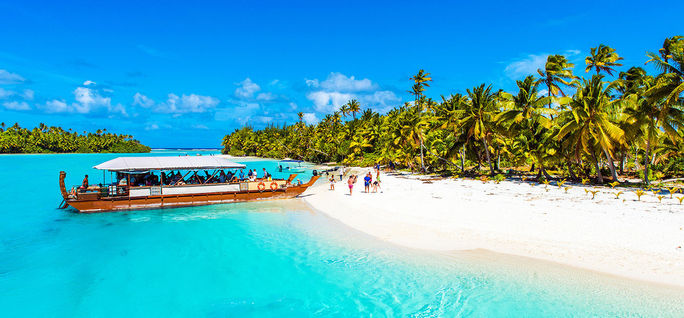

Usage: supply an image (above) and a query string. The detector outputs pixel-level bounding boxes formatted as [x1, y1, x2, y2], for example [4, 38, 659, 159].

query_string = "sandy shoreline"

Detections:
[302, 168, 684, 288]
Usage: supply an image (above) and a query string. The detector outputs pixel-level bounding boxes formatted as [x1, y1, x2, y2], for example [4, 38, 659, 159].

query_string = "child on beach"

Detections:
[372, 179, 380, 193]
[329, 175, 335, 190]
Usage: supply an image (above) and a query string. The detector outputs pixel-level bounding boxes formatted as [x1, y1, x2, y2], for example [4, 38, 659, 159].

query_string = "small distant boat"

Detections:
[59, 156, 319, 213]
[277, 158, 309, 173]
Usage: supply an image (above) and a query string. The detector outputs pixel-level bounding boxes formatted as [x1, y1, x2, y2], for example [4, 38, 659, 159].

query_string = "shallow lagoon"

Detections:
[1, 151, 682, 317]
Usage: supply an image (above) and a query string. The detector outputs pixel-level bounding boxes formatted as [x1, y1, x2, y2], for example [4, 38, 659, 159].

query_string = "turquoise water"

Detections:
[1, 151, 683, 317]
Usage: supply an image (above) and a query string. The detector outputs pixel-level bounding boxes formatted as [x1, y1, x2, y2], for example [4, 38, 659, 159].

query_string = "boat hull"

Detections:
[66, 185, 314, 213]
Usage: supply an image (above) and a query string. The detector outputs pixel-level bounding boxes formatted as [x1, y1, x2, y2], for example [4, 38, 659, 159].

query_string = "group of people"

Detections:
[329, 164, 382, 196]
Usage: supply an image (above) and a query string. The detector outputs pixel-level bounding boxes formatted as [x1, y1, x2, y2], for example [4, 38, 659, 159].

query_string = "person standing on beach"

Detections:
[339, 167, 344, 181]
[364, 172, 372, 193]
[329, 175, 336, 190]
[347, 175, 356, 196]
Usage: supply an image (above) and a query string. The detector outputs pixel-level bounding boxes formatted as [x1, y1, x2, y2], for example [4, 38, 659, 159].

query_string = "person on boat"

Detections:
[80, 175, 89, 191]
[219, 170, 227, 183]
[278, 165, 283, 172]
[262, 168, 270, 180]
[364, 172, 372, 193]
[347, 175, 356, 196]
[239, 169, 245, 181]
[247, 169, 253, 178]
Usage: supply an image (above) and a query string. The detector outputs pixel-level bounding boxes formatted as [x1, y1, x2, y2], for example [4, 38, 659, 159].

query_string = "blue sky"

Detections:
[1, 0, 682, 147]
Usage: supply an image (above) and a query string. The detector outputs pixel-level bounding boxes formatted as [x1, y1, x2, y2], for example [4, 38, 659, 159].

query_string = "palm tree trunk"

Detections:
[633, 146, 641, 170]
[496, 147, 500, 170]
[619, 152, 625, 174]
[539, 165, 552, 180]
[419, 139, 425, 173]
[567, 160, 577, 180]
[591, 150, 603, 183]
[602, 148, 619, 181]
[460, 146, 465, 173]
[643, 138, 651, 185]
[482, 138, 494, 176]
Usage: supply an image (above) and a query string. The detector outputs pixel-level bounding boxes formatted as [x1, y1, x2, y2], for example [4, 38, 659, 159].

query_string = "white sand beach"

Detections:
[303, 169, 684, 288]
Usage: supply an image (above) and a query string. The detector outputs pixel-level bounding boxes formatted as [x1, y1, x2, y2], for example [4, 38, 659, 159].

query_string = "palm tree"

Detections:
[622, 72, 684, 184]
[645, 36, 684, 112]
[462, 84, 498, 175]
[557, 75, 625, 182]
[346, 99, 361, 120]
[537, 55, 577, 110]
[585, 44, 624, 75]
[339, 103, 350, 119]
[497, 76, 560, 179]
[409, 69, 432, 102]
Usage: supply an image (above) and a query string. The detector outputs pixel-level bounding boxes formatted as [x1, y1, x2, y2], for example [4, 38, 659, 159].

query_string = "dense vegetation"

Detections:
[0, 123, 151, 153]
[223, 37, 684, 184]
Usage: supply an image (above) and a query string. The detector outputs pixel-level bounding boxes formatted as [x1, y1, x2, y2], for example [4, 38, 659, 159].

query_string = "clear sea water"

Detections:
[1, 150, 683, 317]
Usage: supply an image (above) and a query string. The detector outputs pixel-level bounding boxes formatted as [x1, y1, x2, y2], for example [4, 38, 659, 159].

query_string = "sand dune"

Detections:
[303, 169, 684, 287]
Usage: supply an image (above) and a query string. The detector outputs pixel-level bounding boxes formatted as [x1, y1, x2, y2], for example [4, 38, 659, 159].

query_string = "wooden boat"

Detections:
[58, 156, 320, 213]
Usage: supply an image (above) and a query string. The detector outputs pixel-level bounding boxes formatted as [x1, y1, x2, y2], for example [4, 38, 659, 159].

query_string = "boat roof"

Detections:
[93, 156, 246, 172]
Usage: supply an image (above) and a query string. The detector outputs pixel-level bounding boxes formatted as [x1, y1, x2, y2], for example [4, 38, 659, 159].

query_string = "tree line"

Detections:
[223, 36, 684, 184]
[0, 122, 151, 153]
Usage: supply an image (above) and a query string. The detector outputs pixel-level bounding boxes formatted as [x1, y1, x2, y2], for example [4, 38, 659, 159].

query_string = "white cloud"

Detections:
[317, 72, 376, 92]
[3, 101, 30, 110]
[306, 91, 354, 113]
[156, 93, 219, 113]
[22, 89, 34, 100]
[83, 80, 96, 86]
[565, 49, 581, 56]
[73, 86, 112, 113]
[192, 124, 209, 129]
[215, 102, 259, 124]
[45, 100, 68, 113]
[504, 54, 548, 80]
[133, 92, 155, 108]
[256, 92, 276, 101]
[0, 88, 14, 99]
[305, 79, 319, 87]
[305, 72, 400, 114]
[234, 78, 260, 99]
[302, 112, 318, 125]
[145, 123, 159, 131]
[0, 69, 25, 84]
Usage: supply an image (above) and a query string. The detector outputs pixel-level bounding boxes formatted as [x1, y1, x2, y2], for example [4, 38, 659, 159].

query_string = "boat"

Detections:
[277, 158, 309, 173]
[58, 155, 320, 213]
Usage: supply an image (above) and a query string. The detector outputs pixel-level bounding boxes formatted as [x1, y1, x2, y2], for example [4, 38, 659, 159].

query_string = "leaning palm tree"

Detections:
[537, 55, 577, 110]
[585, 44, 624, 76]
[557, 75, 625, 183]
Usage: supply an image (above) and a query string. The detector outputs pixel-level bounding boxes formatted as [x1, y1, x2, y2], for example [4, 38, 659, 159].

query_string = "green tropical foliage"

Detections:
[0, 123, 150, 153]
[222, 37, 684, 184]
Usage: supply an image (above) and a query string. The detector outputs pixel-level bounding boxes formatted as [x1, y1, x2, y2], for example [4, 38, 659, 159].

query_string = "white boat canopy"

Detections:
[93, 156, 246, 172]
